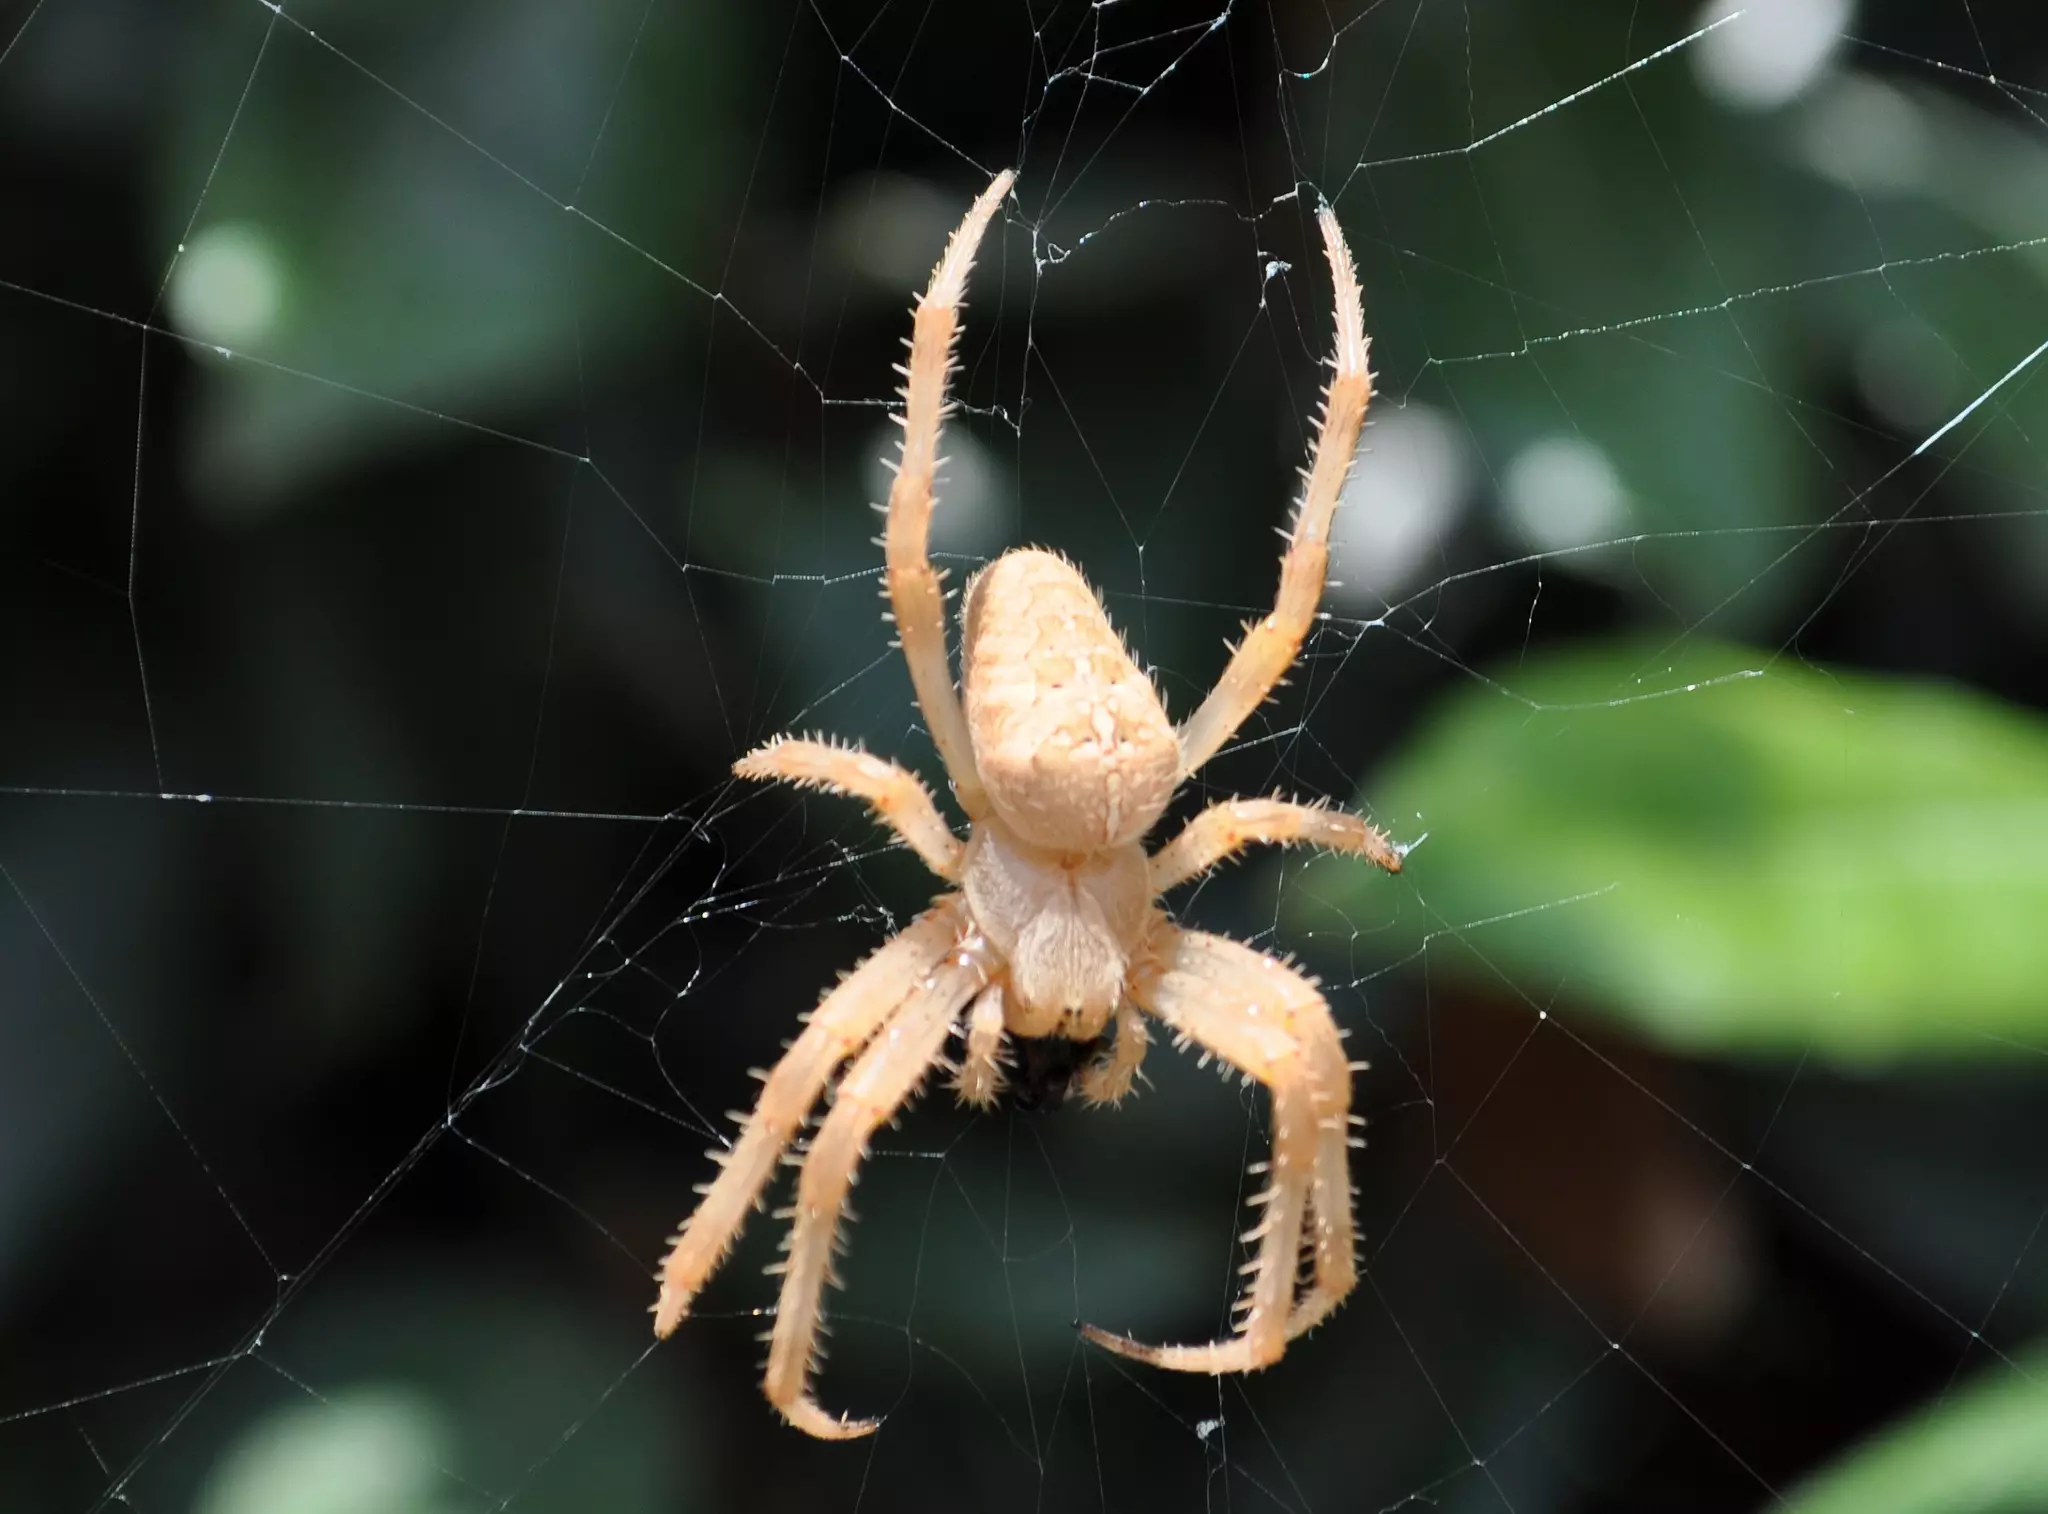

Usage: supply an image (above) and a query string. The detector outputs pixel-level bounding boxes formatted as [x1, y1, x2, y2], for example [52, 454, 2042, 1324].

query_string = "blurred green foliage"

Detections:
[1299, 629, 2048, 1508]
[6, 1, 2048, 1512]
[167, 1270, 698, 1512]
[1301, 637, 2048, 1061]
[1313, 5, 2048, 631]
[161, 0, 746, 507]
[1784, 1348, 2048, 1513]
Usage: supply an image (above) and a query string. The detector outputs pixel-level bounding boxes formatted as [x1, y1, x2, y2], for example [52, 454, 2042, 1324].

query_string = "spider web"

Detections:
[4, 1, 2047, 1510]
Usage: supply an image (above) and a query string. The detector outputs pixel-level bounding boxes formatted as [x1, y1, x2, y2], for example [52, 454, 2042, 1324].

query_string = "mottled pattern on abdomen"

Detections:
[961, 550, 1179, 851]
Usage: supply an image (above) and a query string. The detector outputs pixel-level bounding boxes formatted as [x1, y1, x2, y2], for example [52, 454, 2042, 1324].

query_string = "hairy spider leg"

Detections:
[1148, 795, 1401, 894]
[651, 898, 967, 1338]
[1179, 927, 1358, 1345]
[1175, 202, 1374, 777]
[764, 932, 994, 1438]
[734, 736, 964, 880]
[1184, 931, 1360, 1340]
[882, 168, 1016, 819]
[954, 981, 1008, 1108]
[1081, 924, 1357, 1369]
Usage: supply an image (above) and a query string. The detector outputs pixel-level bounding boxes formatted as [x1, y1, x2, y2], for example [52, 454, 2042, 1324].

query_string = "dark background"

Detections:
[4, 2, 2047, 1510]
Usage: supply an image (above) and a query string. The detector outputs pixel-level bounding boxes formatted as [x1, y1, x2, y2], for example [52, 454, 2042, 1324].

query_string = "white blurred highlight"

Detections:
[1502, 435, 1630, 555]
[168, 223, 285, 348]
[1328, 403, 1473, 608]
[865, 419, 1009, 561]
[195, 1387, 449, 1514]
[833, 173, 973, 291]
[1798, 74, 1930, 193]
[1691, 0, 1854, 111]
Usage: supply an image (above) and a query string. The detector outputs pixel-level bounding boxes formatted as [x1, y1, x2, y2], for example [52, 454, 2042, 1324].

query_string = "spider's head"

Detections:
[960, 549, 1179, 851]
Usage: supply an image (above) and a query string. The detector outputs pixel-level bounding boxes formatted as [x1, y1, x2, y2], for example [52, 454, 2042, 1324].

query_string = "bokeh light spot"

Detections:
[1329, 403, 1473, 607]
[1502, 434, 1629, 554]
[168, 222, 286, 349]
[1692, 0, 1854, 111]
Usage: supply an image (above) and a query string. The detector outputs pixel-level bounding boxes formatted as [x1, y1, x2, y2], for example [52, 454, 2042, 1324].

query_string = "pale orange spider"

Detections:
[653, 169, 1400, 1438]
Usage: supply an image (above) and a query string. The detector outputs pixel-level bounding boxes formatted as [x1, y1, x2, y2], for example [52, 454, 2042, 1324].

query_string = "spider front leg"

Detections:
[734, 736, 963, 880]
[881, 168, 1015, 818]
[652, 898, 966, 1338]
[1176, 201, 1373, 776]
[1082, 926, 1356, 1370]
[765, 934, 994, 1438]
[1149, 796, 1401, 895]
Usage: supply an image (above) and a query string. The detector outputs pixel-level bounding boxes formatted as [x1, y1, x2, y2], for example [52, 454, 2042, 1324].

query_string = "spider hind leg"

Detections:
[763, 933, 994, 1438]
[1080, 926, 1355, 1372]
[653, 900, 966, 1338]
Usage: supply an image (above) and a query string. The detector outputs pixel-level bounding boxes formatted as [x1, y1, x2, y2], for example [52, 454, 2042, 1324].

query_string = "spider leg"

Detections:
[882, 168, 1015, 818]
[652, 897, 967, 1338]
[953, 981, 1008, 1109]
[1260, 947, 1360, 1342]
[1176, 201, 1372, 777]
[1148, 796, 1400, 895]
[735, 736, 965, 880]
[1082, 926, 1356, 1371]
[765, 934, 994, 1439]
[1072, 998, 1150, 1107]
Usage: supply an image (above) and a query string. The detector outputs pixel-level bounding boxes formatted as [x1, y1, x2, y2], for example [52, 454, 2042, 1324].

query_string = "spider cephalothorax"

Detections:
[652, 170, 1401, 1439]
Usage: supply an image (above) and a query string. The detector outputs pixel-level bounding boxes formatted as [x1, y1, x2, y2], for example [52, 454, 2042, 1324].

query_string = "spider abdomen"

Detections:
[961, 549, 1178, 851]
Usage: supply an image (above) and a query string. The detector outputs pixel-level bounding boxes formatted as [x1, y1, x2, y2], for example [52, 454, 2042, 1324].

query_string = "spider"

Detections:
[653, 169, 1400, 1438]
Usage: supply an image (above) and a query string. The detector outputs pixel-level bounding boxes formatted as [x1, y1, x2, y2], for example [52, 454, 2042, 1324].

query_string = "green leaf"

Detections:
[1298, 638, 2048, 1062]
[1783, 1349, 2048, 1514]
